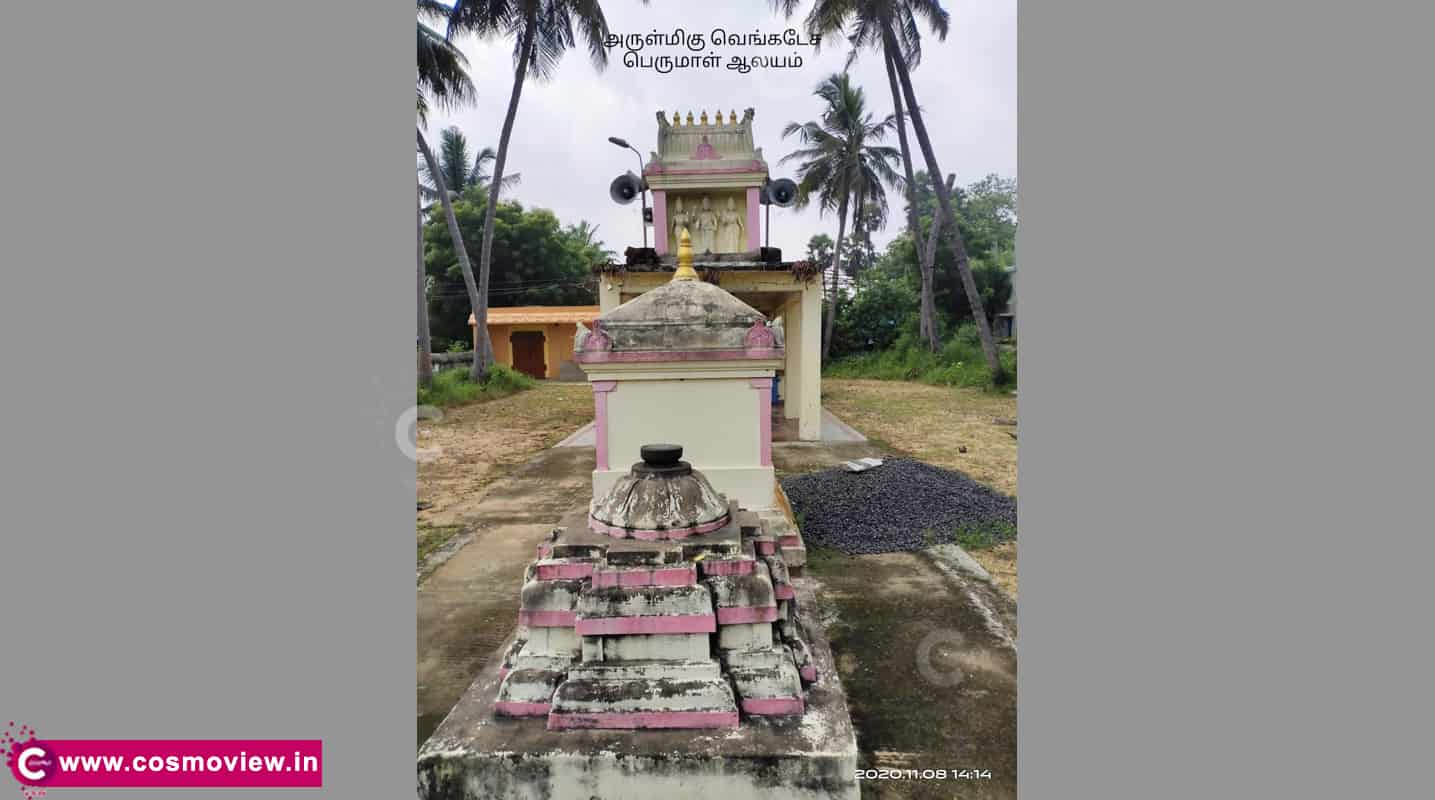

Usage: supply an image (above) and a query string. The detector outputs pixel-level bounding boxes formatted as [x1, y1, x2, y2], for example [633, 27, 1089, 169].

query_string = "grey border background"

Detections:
[1, 2, 413, 798]
[2, 2, 1432, 798]
[1020, 1, 1433, 797]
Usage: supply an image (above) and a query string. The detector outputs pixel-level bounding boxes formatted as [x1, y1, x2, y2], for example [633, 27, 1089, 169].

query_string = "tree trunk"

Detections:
[885, 47, 939, 352]
[917, 173, 955, 350]
[823, 194, 849, 362]
[417, 181, 434, 387]
[418, 129, 487, 381]
[472, 12, 536, 380]
[884, 23, 1005, 382]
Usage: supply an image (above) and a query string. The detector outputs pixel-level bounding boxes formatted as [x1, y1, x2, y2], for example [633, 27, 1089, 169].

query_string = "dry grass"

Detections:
[822, 379, 1018, 598]
[416, 381, 592, 531]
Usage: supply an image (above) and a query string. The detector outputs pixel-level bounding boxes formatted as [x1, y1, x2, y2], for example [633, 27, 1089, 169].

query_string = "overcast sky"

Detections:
[425, 0, 1015, 258]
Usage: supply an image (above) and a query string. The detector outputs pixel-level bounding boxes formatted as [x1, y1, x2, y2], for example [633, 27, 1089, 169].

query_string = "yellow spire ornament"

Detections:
[673, 227, 698, 282]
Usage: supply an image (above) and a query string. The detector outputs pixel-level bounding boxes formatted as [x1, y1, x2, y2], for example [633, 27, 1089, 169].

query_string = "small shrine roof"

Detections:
[467, 305, 600, 326]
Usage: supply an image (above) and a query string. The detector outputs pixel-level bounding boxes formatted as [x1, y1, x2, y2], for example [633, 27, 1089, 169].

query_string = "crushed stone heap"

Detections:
[493, 444, 816, 729]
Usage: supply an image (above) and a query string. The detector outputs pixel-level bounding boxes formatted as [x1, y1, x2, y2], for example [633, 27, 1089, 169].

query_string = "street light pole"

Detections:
[608, 136, 649, 248]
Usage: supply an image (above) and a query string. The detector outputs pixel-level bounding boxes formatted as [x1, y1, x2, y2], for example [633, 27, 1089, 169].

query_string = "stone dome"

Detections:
[589, 444, 730, 539]
[577, 279, 782, 355]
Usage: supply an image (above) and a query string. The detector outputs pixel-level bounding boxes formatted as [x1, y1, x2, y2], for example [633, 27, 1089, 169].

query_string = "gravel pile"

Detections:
[781, 458, 1016, 555]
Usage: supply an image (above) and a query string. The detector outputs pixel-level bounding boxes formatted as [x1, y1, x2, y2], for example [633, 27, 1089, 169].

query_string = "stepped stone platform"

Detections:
[417, 582, 858, 800]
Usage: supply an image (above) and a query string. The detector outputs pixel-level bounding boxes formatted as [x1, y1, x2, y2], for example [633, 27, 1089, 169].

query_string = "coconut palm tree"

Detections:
[781, 73, 902, 361]
[418, 126, 522, 198]
[416, 3, 478, 386]
[419, 0, 499, 387]
[417, 4, 473, 126]
[445, 0, 624, 379]
[780, 0, 1006, 379]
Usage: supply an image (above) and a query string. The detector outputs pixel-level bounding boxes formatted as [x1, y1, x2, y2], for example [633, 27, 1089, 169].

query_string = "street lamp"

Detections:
[608, 136, 650, 248]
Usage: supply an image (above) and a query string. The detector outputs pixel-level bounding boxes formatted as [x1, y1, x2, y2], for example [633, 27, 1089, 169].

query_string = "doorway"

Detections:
[510, 331, 546, 379]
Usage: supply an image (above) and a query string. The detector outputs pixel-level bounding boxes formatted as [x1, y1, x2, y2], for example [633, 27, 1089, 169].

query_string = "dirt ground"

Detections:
[416, 382, 591, 564]
[820, 380, 1018, 598]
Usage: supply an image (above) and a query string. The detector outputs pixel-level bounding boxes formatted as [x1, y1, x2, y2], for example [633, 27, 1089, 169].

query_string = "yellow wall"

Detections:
[546, 324, 577, 378]
[474, 322, 581, 380]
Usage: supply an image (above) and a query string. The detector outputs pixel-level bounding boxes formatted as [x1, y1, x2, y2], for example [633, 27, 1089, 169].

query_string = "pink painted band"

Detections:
[746, 186, 762, 250]
[651, 189, 668, 255]
[592, 566, 697, 588]
[700, 559, 756, 577]
[536, 562, 595, 580]
[716, 605, 779, 625]
[547, 710, 739, 730]
[755, 540, 776, 555]
[588, 514, 730, 540]
[799, 666, 818, 683]
[779, 535, 802, 548]
[577, 348, 783, 364]
[494, 701, 551, 717]
[741, 697, 805, 716]
[518, 609, 577, 628]
[774, 584, 796, 600]
[575, 614, 717, 635]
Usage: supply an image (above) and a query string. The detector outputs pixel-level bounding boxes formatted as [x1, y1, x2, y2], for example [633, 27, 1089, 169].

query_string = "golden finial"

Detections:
[672, 111, 681, 126]
[685, 111, 694, 126]
[673, 228, 698, 282]
[729, 109, 737, 125]
[699, 110, 709, 125]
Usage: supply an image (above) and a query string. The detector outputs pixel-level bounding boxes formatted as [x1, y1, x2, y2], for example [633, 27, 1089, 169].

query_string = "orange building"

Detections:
[468, 306, 600, 380]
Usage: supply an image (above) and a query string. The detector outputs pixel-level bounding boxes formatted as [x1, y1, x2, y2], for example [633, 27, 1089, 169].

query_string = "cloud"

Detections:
[424, 0, 1015, 259]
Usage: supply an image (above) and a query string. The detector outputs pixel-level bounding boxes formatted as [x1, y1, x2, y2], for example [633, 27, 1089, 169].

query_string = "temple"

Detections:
[597, 109, 826, 443]
[417, 109, 858, 800]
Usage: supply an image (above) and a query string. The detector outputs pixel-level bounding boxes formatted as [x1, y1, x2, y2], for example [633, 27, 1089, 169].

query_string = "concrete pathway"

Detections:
[417, 446, 594, 745]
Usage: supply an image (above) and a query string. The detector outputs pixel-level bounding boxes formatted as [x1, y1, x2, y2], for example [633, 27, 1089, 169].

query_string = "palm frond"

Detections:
[417, 20, 474, 115]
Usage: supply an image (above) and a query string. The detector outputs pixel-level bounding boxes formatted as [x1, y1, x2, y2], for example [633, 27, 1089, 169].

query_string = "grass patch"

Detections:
[418, 363, 535, 408]
[826, 327, 1016, 390]
[417, 523, 465, 570]
[951, 520, 1017, 550]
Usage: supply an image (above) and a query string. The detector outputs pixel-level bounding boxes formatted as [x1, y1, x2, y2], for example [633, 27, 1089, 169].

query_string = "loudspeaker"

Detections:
[609, 172, 645, 205]
[763, 177, 798, 207]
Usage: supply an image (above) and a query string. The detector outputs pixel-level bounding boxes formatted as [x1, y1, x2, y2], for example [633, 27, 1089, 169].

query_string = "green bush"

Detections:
[825, 325, 1016, 390]
[418, 363, 536, 407]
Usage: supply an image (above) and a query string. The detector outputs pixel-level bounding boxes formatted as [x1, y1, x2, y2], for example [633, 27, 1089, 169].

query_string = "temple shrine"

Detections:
[417, 110, 857, 800]
[597, 109, 826, 443]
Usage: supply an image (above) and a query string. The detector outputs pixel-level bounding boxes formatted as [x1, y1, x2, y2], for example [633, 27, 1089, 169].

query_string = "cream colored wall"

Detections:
[606, 378, 760, 469]
[794, 281, 822, 440]
[593, 269, 823, 441]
